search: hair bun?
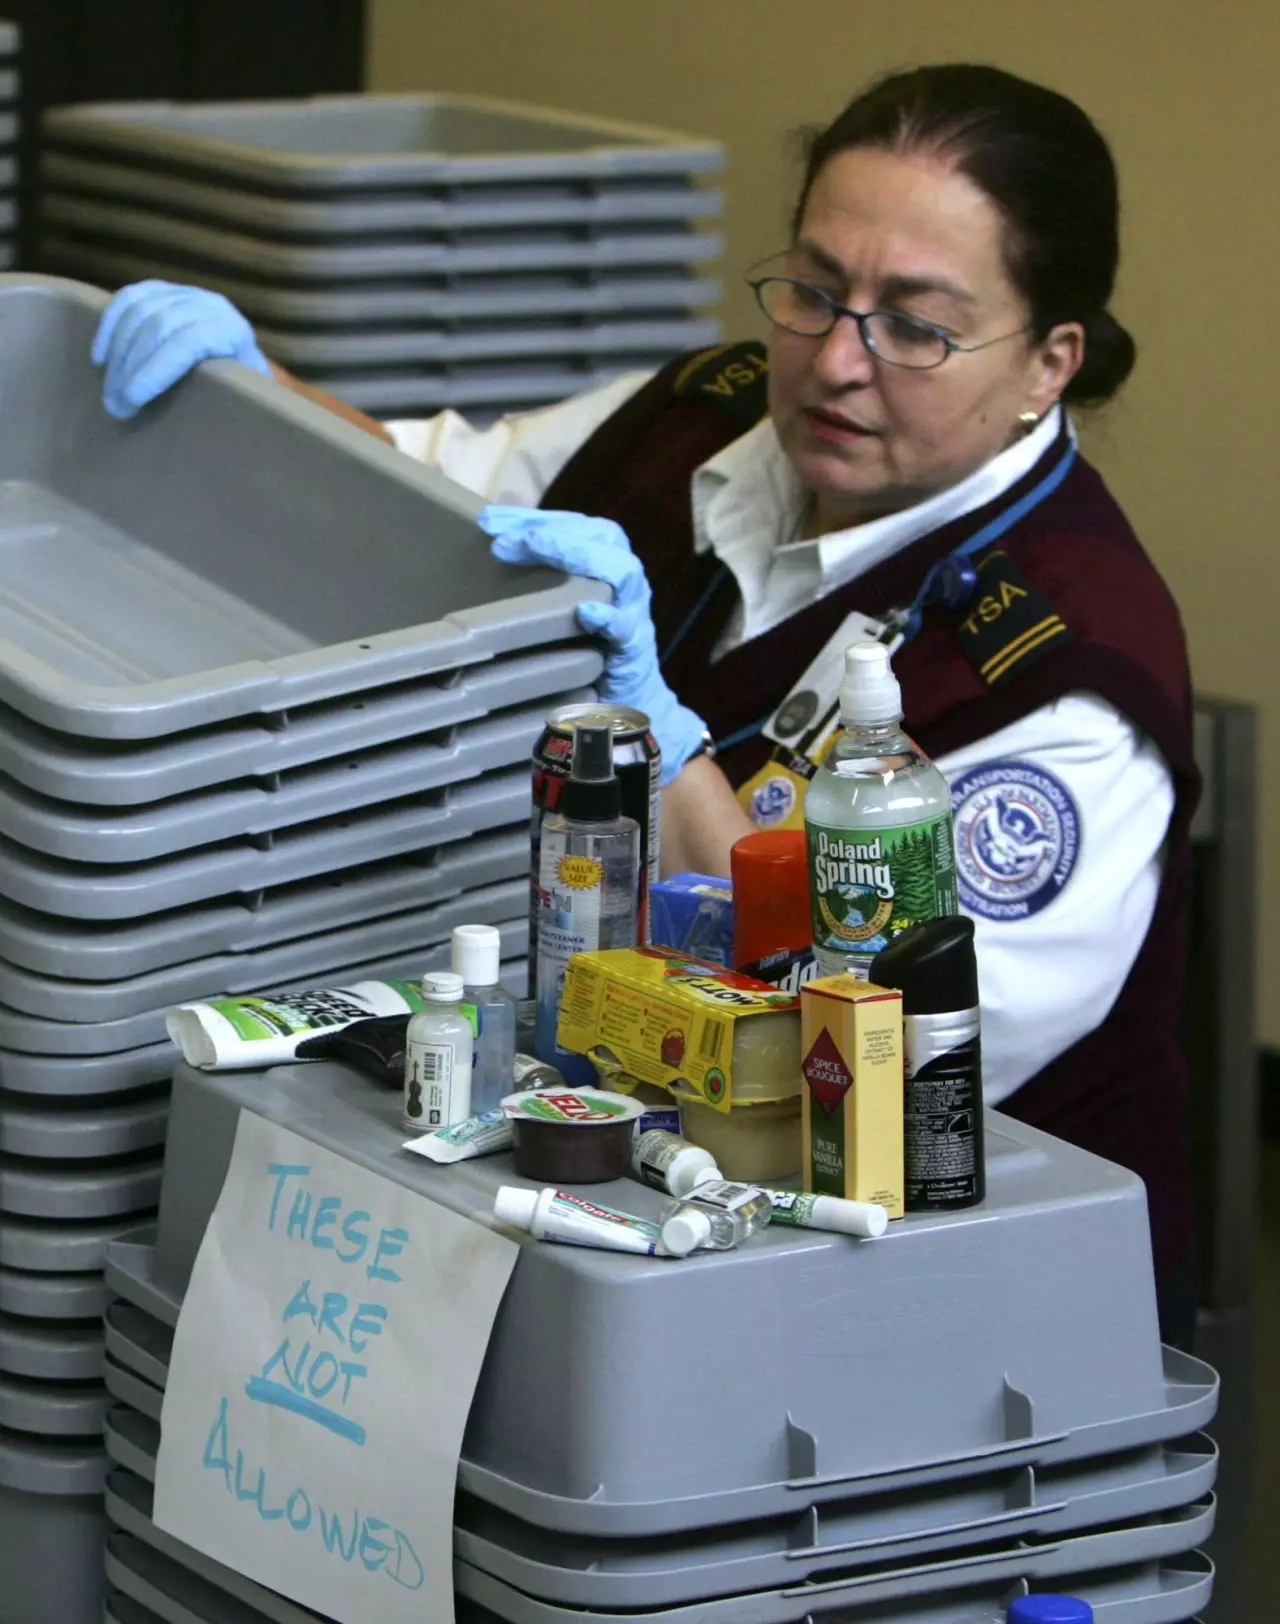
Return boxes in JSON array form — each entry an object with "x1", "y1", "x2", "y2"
[{"x1": 1065, "y1": 309, "x2": 1136, "y2": 405}]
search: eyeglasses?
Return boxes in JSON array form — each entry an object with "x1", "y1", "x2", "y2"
[{"x1": 747, "y1": 275, "x2": 1029, "y2": 371}]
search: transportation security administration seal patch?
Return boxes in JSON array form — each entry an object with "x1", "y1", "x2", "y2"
[{"x1": 951, "y1": 761, "x2": 1079, "y2": 920}]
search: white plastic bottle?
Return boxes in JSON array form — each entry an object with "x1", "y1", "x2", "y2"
[
  {"x1": 659, "y1": 1179, "x2": 773, "y2": 1255},
  {"x1": 804, "y1": 642, "x2": 958, "y2": 977},
  {"x1": 452, "y1": 923, "x2": 518, "y2": 1116},
  {"x1": 402, "y1": 971, "x2": 473, "y2": 1132},
  {"x1": 631, "y1": 1129, "x2": 721, "y2": 1198}
]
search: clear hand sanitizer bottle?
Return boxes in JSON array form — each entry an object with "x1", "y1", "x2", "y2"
[
  {"x1": 804, "y1": 641, "x2": 958, "y2": 978},
  {"x1": 659, "y1": 1179, "x2": 772, "y2": 1256},
  {"x1": 452, "y1": 923, "x2": 518, "y2": 1116}
]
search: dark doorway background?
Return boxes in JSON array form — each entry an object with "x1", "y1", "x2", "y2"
[{"x1": 5, "y1": 0, "x2": 367, "y2": 263}]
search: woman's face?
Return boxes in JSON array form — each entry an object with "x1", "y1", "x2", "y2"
[{"x1": 768, "y1": 146, "x2": 1082, "y2": 530}]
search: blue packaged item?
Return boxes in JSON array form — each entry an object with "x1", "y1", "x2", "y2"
[
  {"x1": 1008, "y1": 1598, "x2": 1093, "y2": 1622},
  {"x1": 649, "y1": 873, "x2": 734, "y2": 965}
]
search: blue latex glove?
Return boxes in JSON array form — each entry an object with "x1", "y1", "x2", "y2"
[
  {"x1": 479, "y1": 505, "x2": 708, "y2": 785},
  {"x1": 91, "y1": 280, "x2": 272, "y2": 420}
]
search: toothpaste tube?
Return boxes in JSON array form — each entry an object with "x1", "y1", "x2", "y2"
[
  {"x1": 403, "y1": 1112, "x2": 513, "y2": 1164},
  {"x1": 764, "y1": 1189, "x2": 888, "y2": 1238},
  {"x1": 494, "y1": 1185, "x2": 670, "y2": 1257},
  {"x1": 167, "y1": 979, "x2": 425, "y2": 1071}
]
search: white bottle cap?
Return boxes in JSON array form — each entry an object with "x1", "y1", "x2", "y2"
[
  {"x1": 422, "y1": 970, "x2": 465, "y2": 1002},
  {"x1": 814, "y1": 1195, "x2": 889, "y2": 1238},
  {"x1": 661, "y1": 1206, "x2": 712, "y2": 1257},
  {"x1": 452, "y1": 924, "x2": 501, "y2": 987},
  {"x1": 838, "y1": 641, "x2": 902, "y2": 724},
  {"x1": 493, "y1": 1186, "x2": 538, "y2": 1230}
]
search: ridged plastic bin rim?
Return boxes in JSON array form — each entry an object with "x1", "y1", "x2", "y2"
[
  {"x1": 0, "y1": 1209, "x2": 153, "y2": 1272},
  {"x1": 42, "y1": 92, "x2": 725, "y2": 189},
  {"x1": 0, "y1": 1427, "x2": 107, "y2": 1495},
  {"x1": 0, "y1": 1368, "x2": 109, "y2": 1435},
  {"x1": 40, "y1": 234, "x2": 724, "y2": 323},
  {"x1": 0, "y1": 1261, "x2": 111, "y2": 1319}
]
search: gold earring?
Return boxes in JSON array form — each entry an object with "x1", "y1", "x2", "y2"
[{"x1": 1018, "y1": 411, "x2": 1040, "y2": 435}]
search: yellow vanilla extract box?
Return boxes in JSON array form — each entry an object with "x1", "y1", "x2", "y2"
[
  {"x1": 800, "y1": 976, "x2": 904, "y2": 1218},
  {"x1": 556, "y1": 947, "x2": 801, "y2": 1112}
]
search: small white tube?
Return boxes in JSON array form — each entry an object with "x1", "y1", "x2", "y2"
[
  {"x1": 403, "y1": 1111, "x2": 512, "y2": 1164},
  {"x1": 764, "y1": 1189, "x2": 888, "y2": 1238},
  {"x1": 167, "y1": 979, "x2": 422, "y2": 1070},
  {"x1": 494, "y1": 1186, "x2": 668, "y2": 1257}
]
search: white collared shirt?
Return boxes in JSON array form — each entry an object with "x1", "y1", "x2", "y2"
[{"x1": 387, "y1": 381, "x2": 1174, "y2": 1105}]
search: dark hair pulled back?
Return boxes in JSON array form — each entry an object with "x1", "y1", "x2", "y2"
[{"x1": 793, "y1": 64, "x2": 1135, "y2": 405}]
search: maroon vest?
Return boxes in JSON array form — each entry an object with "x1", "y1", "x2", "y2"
[{"x1": 544, "y1": 349, "x2": 1200, "y2": 1289}]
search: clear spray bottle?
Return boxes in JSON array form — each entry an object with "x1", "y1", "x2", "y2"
[
  {"x1": 452, "y1": 923, "x2": 518, "y2": 1116},
  {"x1": 535, "y1": 723, "x2": 641, "y2": 1084}
]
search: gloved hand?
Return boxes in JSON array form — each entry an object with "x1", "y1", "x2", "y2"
[
  {"x1": 92, "y1": 280, "x2": 273, "y2": 420},
  {"x1": 479, "y1": 505, "x2": 708, "y2": 785}
]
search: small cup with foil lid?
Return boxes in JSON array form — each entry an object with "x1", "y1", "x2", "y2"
[{"x1": 500, "y1": 1087, "x2": 645, "y2": 1183}]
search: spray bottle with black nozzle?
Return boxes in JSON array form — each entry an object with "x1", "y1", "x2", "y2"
[{"x1": 869, "y1": 914, "x2": 984, "y2": 1212}]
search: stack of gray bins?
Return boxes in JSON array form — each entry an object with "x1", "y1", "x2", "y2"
[
  {"x1": 0, "y1": 271, "x2": 603, "y2": 1624},
  {"x1": 86, "y1": 1062, "x2": 1221, "y2": 1624},
  {"x1": 0, "y1": 20, "x2": 18, "y2": 269},
  {"x1": 37, "y1": 93, "x2": 724, "y2": 424}
]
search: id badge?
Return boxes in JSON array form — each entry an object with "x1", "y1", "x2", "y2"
[{"x1": 738, "y1": 609, "x2": 899, "y2": 830}]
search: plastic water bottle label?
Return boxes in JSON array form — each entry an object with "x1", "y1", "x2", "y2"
[{"x1": 807, "y1": 812, "x2": 958, "y2": 966}]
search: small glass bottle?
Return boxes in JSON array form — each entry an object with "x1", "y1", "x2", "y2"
[
  {"x1": 659, "y1": 1179, "x2": 772, "y2": 1256},
  {"x1": 513, "y1": 1053, "x2": 565, "y2": 1091},
  {"x1": 403, "y1": 971, "x2": 473, "y2": 1132},
  {"x1": 452, "y1": 923, "x2": 518, "y2": 1116}
]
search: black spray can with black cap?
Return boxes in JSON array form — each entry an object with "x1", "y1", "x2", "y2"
[{"x1": 869, "y1": 915, "x2": 984, "y2": 1212}]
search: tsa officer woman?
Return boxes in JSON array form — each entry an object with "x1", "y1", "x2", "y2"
[{"x1": 92, "y1": 65, "x2": 1199, "y2": 1343}]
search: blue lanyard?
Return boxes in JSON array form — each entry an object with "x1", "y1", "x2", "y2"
[{"x1": 663, "y1": 434, "x2": 1077, "y2": 751}]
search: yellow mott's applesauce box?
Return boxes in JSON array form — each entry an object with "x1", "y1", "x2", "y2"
[
  {"x1": 556, "y1": 947, "x2": 801, "y2": 1112},
  {"x1": 801, "y1": 975, "x2": 904, "y2": 1218}
]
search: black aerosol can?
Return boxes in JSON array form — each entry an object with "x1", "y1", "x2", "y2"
[{"x1": 870, "y1": 916, "x2": 984, "y2": 1212}]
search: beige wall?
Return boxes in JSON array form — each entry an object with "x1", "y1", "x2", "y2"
[{"x1": 369, "y1": 0, "x2": 1280, "y2": 1039}]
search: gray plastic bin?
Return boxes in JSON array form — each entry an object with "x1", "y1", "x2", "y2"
[
  {"x1": 0, "y1": 825, "x2": 527, "y2": 981},
  {"x1": 282, "y1": 358, "x2": 666, "y2": 416},
  {"x1": 105, "y1": 1303, "x2": 172, "y2": 1390},
  {"x1": 0, "y1": 1211, "x2": 152, "y2": 1272},
  {"x1": 43, "y1": 93, "x2": 723, "y2": 188},
  {"x1": 41, "y1": 234, "x2": 723, "y2": 323},
  {"x1": 0, "y1": 1089, "x2": 169, "y2": 1155},
  {"x1": 151, "y1": 1061, "x2": 1218, "y2": 1537},
  {"x1": 0, "y1": 1313, "x2": 103, "y2": 1379},
  {"x1": 0, "y1": 1371, "x2": 109, "y2": 1436},
  {"x1": 105, "y1": 1356, "x2": 162, "y2": 1422},
  {"x1": 0, "y1": 875, "x2": 524, "y2": 1031},
  {"x1": 41, "y1": 194, "x2": 724, "y2": 279},
  {"x1": 42, "y1": 149, "x2": 724, "y2": 235},
  {"x1": 0, "y1": 765, "x2": 531, "y2": 921},
  {"x1": 0, "y1": 1434, "x2": 107, "y2": 1624},
  {"x1": 0, "y1": 1045, "x2": 175, "y2": 1097},
  {"x1": 0, "y1": 276, "x2": 604, "y2": 739},
  {"x1": 0, "y1": 704, "x2": 557, "y2": 863},
  {"x1": 0, "y1": 1149, "x2": 161, "y2": 1216},
  {"x1": 0, "y1": 1264, "x2": 110, "y2": 1319},
  {"x1": 0, "y1": 644, "x2": 597, "y2": 807}
]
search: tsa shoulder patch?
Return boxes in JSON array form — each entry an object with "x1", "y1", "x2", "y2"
[
  {"x1": 955, "y1": 550, "x2": 1071, "y2": 688},
  {"x1": 673, "y1": 341, "x2": 769, "y2": 426},
  {"x1": 951, "y1": 760, "x2": 1080, "y2": 920}
]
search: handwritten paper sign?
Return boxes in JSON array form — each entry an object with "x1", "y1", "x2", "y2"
[{"x1": 154, "y1": 1110, "x2": 518, "y2": 1624}]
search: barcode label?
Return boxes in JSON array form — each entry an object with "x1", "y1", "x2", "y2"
[
  {"x1": 699, "y1": 1021, "x2": 725, "y2": 1064},
  {"x1": 415, "y1": 1048, "x2": 447, "y2": 1083}
]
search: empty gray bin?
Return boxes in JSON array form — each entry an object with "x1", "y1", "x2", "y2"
[
  {"x1": 0, "y1": 875, "x2": 524, "y2": 1029},
  {"x1": 0, "y1": 1090, "x2": 169, "y2": 1155},
  {"x1": 0, "y1": 1149, "x2": 161, "y2": 1216},
  {"x1": 0, "y1": 1434, "x2": 107, "y2": 1624},
  {"x1": 0, "y1": 275, "x2": 603, "y2": 739},
  {"x1": 0, "y1": 645, "x2": 599, "y2": 807},
  {"x1": 0, "y1": 703, "x2": 557, "y2": 863},
  {"x1": 0, "y1": 765, "x2": 530, "y2": 921},
  {"x1": 42, "y1": 94, "x2": 723, "y2": 191},
  {"x1": 0, "y1": 1264, "x2": 110, "y2": 1319},
  {"x1": 41, "y1": 149, "x2": 724, "y2": 235},
  {"x1": 40, "y1": 195, "x2": 724, "y2": 279},
  {"x1": 0, "y1": 1313, "x2": 103, "y2": 1379},
  {"x1": 105, "y1": 1303, "x2": 172, "y2": 1390},
  {"x1": 40, "y1": 235, "x2": 723, "y2": 323},
  {"x1": 0, "y1": 1211, "x2": 150, "y2": 1272},
  {"x1": 151, "y1": 1061, "x2": 1218, "y2": 1537},
  {"x1": 105, "y1": 1356, "x2": 162, "y2": 1423},
  {"x1": 0, "y1": 1371, "x2": 108, "y2": 1436},
  {"x1": 0, "y1": 825, "x2": 528, "y2": 981},
  {"x1": 281, "y1": 358, "x2": 667, "y2": 416}
]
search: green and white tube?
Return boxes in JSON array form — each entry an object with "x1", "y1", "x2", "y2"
[{"x1": 764, "y1": 1189, "x2": 888, "y2": 1238}]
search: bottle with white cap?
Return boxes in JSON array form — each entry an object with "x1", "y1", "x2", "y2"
[
  {"x1": 452, "y1": 924, "x2": 518, "y2": 1115},
  {"x1": 803, "y1": 641, "x2": 958, "y2": 977},
  {"x1": 403, "y1": 971, "x2": 473, "y2": 1132},
  {"x1": 659, "y1": 1179, "x2": 772, "y2": 1255}
]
